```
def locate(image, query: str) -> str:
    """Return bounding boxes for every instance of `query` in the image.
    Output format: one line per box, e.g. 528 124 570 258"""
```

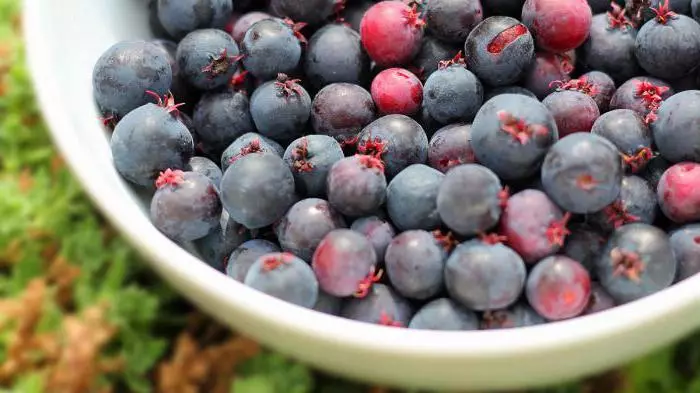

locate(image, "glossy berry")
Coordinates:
670 224 700 281
195 212 250 271
283 135 344 197
244 253 319 308
582 11 640 85
657 162 700 223
423 54 483 124
350 216 396 264
596 223 677 304
231 11 272 42
150 170 222 241
522 51 574 99
275 198 346 261
526 255 591 321
480 303 546 330
543 89 600 137
340 283 413 327
241 18 304 80
641 155 672 190
326 155 387 217
541 133 623 214
156 0 233 39
312 229 379 297
93 41 172 120
653 90 700 163
387 164 444 231
471 94 558 180
589 176 657 233
581 71 617 113
110 101 194 187
220 153 296 229
311 83 376 143
437 164 503 236
305 24 370 89
226 239 281 282
464 16 534 87
371 68 423 116
221 133 285 172
521 0 592 53
176 29 241 91
500 189 571 263
411 36 461 81
250 74 312 143
188 156 223 189
357 115 429 177
408 298 479 331
270 0 337 25
427 123 476 173
609 77 673 122
360 1 425 67
582 283 616 315
445 239 527 311
635 3 700 80
563 224 606 276
591 109 653 173
425 0 483 43
192 89 254 156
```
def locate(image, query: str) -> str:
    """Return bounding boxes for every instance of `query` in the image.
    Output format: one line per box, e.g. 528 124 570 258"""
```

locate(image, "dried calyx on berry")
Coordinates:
378 311 404 327
480 310 511 329
622 147 655 173
283 18 309 45
402 3 426 29
607 2 634 30
650 0 677 24
603 200 640 228
145 90 185 115
354 266 383 298
497 111 550 145
610 247 645 282
498 186 510 209
356 154 385 171
576 174 600 191
155 168 185 189
438 51 466 70
357 136 388 159
229 139 262 163
479 232 508 245
549 78 599 97
274 73 304 97
634 81 669 124
432 230 459 252
291 138 314 173
229 70 249 92
546 212 572 247
201 48 243 79
262 253 294 271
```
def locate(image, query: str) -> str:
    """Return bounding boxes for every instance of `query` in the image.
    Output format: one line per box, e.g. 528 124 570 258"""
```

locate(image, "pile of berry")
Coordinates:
93 0 700 330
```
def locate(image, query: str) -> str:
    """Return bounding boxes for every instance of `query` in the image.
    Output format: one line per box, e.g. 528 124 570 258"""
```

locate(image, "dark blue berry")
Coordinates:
220 153 296 229
305 24 370 89
176 29 241 91
596 223 677 304
340 284 413 327
326 155 387 217
221 132 285 172
386 164 444 231
93 41 172 119
195 212 250 271
283 135 344 197
582 71 617 113
411 36 460 81
423 62 483 124
563 224 606 277
437 164 503 236
482 0 526 17
652 90 700 163
188 156 223 189
241 18 303 81
542 89 600 137
580 13 641 84
244 253 319 308
640 155 672 190
409 298 479 331
250 75 312 143
157 0 233 40
541 133 623 214
270 0 337 25
311 83 376 143
425 0 484 43
588 176 657 233
314 290 343 315
193 89 255 156
609 76 673 116
670 224 700 281
350 215 396 265
483 85 537 101
592 109 653 173
275 198 347 261
110 103 194 187
471 94 558 180
480 303 546 330
583 283 616 315
226 239 281 282
150 39 199 114
427 123 476 173
635 12 700 79
385 230 447 299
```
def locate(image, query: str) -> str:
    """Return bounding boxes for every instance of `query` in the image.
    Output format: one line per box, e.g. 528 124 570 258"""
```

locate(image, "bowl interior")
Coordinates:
23 0 700 391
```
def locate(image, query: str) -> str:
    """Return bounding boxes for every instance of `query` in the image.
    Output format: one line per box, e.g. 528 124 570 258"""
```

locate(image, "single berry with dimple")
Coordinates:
360 1 425 67
150 169 222 241
526 255 591 321
425 0 483 43
305 24 370 89
250 74 312 143
244 252 319 308
409 298 479 331
220 133 285 172
192 89 254 156
326 155 387 217
428 123 476 173
592 109 653 173
521 0 592 53
542 88 600 137
652 90 700 163
350 216 396 264
387 164 444 231
176 29 241 91
657 162 700 223
311 83 376 143
423 53 483 124
523 51 574 99
241 18 304 81
283 135 344 198
670 224 700 281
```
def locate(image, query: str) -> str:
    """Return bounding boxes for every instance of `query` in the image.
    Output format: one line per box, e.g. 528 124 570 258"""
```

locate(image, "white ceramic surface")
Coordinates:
22 1 700 391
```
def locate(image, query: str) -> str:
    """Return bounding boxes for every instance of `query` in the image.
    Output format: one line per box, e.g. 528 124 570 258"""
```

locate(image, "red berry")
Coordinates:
370 68 423 115
658 162 700 223
521 0 592 53
360 1 425 67
526 255 591 321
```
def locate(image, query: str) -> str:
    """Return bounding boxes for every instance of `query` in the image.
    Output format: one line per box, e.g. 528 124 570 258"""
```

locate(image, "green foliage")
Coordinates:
232 353 315 393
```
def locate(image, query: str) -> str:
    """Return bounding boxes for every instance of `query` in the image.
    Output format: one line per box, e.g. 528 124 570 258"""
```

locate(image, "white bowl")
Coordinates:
23 1 700 391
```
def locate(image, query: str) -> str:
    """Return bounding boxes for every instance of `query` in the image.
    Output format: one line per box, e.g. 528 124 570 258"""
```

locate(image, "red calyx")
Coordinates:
576 174 600 191
650 0 677 24
694 236 700 245
480 310 511 329
145 90 185 116
549 78 599 97
479 232 508 245
498 186 510 209
438 51 466 70
274 73 304 98
155 168 185 189
339 134 360 149
622 147 655 173
610 247 645 282
603 200 640 228
354 266 383 298
402 4 426 29
635 80 669 124
283 18 309 45
357 136 388 160
262 253 294 271
497 111 549 145
607 2 634 30
546 212 572 247
229 70 249 91
356 154 385 172
333 0 347 21
201 48 243 79
229 139 262 163
99 114 118 129
378 311 404 327
432 230 459 252
291 138 314 173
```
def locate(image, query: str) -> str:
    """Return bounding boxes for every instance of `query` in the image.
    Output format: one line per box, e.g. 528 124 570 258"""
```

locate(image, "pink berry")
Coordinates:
526 255 591 321
371 68 423 115
521 0 592 53
360 1 425 67
658 162 700 223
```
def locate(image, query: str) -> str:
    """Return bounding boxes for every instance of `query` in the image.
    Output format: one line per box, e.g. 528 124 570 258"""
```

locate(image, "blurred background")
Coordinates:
3 0 700 392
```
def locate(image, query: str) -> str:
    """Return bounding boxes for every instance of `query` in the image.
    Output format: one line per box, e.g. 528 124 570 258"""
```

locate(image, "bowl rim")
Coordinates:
22 0 700 390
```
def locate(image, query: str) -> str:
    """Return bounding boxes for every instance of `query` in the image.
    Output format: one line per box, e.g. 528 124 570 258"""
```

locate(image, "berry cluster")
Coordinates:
94 0 700 330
